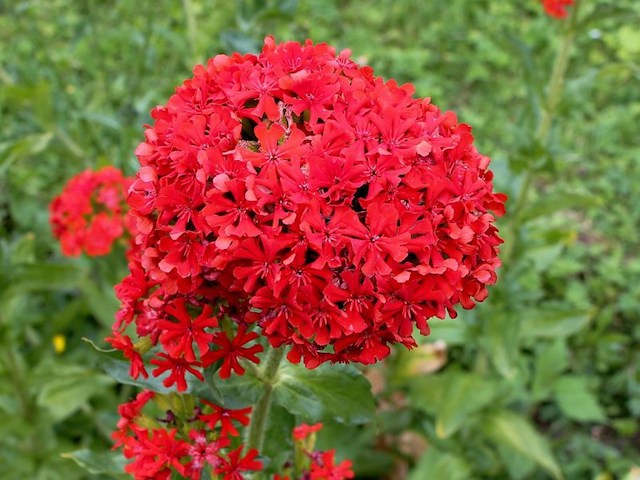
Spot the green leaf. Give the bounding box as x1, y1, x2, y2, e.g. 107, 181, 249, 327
407, 373, 449, 414
553, 376, 606, 422
62, 449, 128, 477
481, 310, 519, 379
0, 132, 53, 172
102, 357, 195, 394
532, 340, 568, 401
220, 31, 260, 53
520, 307, 591, 339
315, 421, 393, 477
80, 278, 120, 328
408, 371, 498, 438
435, 372, 498, 438
578, 4, 640, 30
482, 411, 563, 480
7, 263, 85, 293
36, 366, 114, 421
261, 405, 295, 473
428, 316, 468, 346
409, 446, 471, 480
525, 244, 565, 273
273, 363, 375, 425
520, 191, 600, 224
207, 367, 263, 409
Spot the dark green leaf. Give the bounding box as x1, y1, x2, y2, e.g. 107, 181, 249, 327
520, 191, 600, 224
102, 358, 195, 394
36, 366, 114, 421
273, 363, 374, 425
62, 449, 128, 477
80, 279, 120, 328
578, 4, 639, 29
407, 373, 449, 415
436, 377, 497, 439
7, 263, 85, 293
520, 307, 592, 339
411, 371, 498, 438
261, 405, 295, 473
532, 340, 568, 401
0, 132, 53, 172
428, 316, 468, 346
220, 31, 260, 53
207, 367, 263, 409
553, 376, 606, 422
482, 411, 563, 480
409, 446, 471, 480
481, 310, 519, 379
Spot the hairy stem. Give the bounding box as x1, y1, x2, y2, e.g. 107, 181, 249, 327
245, 346, 286, 453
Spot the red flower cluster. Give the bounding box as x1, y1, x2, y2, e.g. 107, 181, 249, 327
114, 394, 353, 480
113, 391, 261, 479
541, 0, 574, 18
50, 166, 132, 256
107, 298, 263, 389
116, 36, 505, 375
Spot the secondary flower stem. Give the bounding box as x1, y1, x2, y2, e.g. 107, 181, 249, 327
536, 0, 580, 143
504, 1, 580, 263
245, 346, 286, 453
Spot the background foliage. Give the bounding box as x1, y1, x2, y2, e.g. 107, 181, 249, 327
1, 0, 639, 478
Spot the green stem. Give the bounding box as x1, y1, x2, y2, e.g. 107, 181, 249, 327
502, 2, 580, 265
182, 0, 199, 63
536, 1, 580, 143
245, 346, 286, 453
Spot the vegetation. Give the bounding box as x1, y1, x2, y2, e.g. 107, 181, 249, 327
1, 0, 639, 478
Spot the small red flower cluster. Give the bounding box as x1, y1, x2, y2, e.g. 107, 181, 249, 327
541, 0, 574, 19
116, 36, 505, 374
283, 422, 354, 480
114, 393, 353, 480
50, 166, 132, 256
113, 391, 261, 479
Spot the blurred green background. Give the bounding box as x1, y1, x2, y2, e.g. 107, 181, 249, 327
1, 0, 639, 478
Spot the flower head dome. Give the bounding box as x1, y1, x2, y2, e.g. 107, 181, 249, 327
115, 37, 506, 376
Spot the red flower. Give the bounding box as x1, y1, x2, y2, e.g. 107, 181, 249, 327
541, 0, 574, 18
310, 450, 354, 480
124, 428, 190, 479
112, 36, 505, 373
293, 422, 323, 441
198, 401, 252, 437
158, 299, 218, 362
112, 390, 154, 447
50, 166, 132, 257
215, 447, 263, 480
185, 430, 230, 478
113, 394, 264, 480
201, 325, 264, 379
105, 332, 148, 379
150, 353, 204, 391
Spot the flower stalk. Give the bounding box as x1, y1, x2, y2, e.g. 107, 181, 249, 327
245, 346, 286, 453
503, 0, 580, 263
